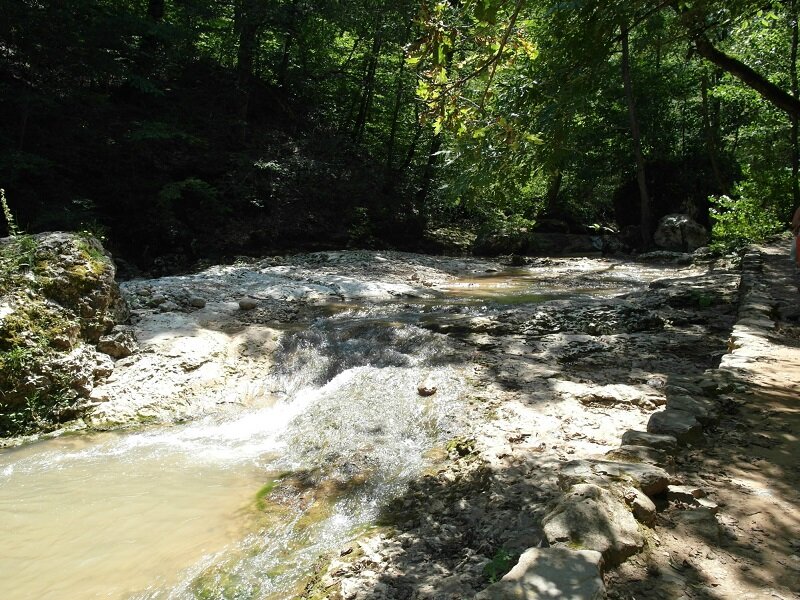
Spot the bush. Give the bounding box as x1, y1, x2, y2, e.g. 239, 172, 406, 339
709, 181, 783, 251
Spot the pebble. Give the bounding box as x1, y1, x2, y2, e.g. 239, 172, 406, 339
188, 296, 206, 308
238, 297, 258, 310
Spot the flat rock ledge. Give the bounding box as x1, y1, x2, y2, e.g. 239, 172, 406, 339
475, 547, 604, 600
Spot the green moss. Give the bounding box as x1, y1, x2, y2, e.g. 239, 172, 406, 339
0, 297, 76, 351
446, 436, 477, 457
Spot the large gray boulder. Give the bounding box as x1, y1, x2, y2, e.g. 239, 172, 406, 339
476, 547, 605, 600
647, 409, 704, 444
653, 214, 709, 251
542, 483, 644, 566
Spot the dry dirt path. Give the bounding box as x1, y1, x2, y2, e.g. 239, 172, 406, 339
607, 240, 800, 600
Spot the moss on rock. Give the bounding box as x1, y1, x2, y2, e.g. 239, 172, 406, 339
0, 231, 128, 436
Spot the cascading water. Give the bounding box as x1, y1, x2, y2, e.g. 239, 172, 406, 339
0, 314, 468, 600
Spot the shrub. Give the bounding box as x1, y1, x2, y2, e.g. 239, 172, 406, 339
709, 181, 783, 251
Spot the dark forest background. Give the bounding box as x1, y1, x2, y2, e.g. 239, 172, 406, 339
1, 0, 798, 272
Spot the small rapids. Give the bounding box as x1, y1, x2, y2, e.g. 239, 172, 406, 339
0, 318, 466, 600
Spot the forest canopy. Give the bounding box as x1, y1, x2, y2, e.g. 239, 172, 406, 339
0, 0, 797, 268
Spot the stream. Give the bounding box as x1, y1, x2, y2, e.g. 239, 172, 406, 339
0, 254, 689, 599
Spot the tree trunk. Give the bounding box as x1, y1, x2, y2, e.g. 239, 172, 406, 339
545, 169, 563, 215
415, 134, 442, 212
353, 33, 383, 146
621, 28, 652, 248
235, 0, 261, 144
701, 72, 726, 192
791, 0, 799, 205
694, 34, 800, 118
277, 33, 294, 88
384, 41, 410, 192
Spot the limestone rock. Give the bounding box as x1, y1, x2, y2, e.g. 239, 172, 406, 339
621, 430, 678, 451
654, 214, 709, 251
624, 488, 657, 527
605, 444, 667, 465
0, 232, 127, 434
552, 380, 658, 407
665, 394, 718, 424
475, 547, 605, 600
647, 409, 703, 444
560, 459, 670, 497
667, 485, 706, 502
543, 483, 644, 566
97, 328, 138, 359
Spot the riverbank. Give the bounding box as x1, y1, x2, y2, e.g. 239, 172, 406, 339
4, 242, 797, 599
605, 240, 800, 600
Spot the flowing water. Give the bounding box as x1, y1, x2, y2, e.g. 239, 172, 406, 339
0, 259, 673, 599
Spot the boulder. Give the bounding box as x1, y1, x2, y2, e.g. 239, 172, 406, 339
647, 409, 703, 444
475, 547, 605, 600
665, 394, 718, 424
624, 488, 657, 527
543, 483, 644, 566
0, 232, 127, 435
653, 214, 709, 251
559, 459, 670, 497
605, 444, 667, 465
238, 297, 258, 310
621, 430, 677, 451
97, 328, 138, 359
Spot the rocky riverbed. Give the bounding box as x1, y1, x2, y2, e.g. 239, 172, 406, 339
5, 237, 798, 600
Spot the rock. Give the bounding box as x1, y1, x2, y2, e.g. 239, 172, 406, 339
475, 547, 604, 600
97, 329, 138, 359
621, 430, 678, 451
188, 296, 206, 308
665, 394, 718, 424
543, 483, 644, 566
149, 294, 167, 306
647, 409, 704, 444
0, 232, 127, 434
605, 444, 667, 465
159, 301, 180, 312
559, 459, 670, 497
553, 381, 656, 407
667, 485, 707, 502
624, 488, 657, 527
238, 297, 258, 310
417, 385, 437, 397
653, 214, 709, 251
696, 498, 719, 513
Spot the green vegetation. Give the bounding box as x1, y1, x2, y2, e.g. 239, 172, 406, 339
483, 547, 515, 583
0, 1, 798, 262
1, 189, 18, 236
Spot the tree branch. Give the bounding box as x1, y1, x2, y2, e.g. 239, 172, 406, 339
693, 33, 800, 118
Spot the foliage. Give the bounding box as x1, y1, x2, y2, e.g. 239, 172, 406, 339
1, 188, 18, 237
0, 0, 797, 258
709, 183, 784, 251
483, 547, 514, 583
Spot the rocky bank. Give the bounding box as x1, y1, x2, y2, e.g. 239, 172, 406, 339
3, 233, 797, 599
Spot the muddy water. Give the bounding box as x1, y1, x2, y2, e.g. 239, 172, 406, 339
0, 258, 672, 599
